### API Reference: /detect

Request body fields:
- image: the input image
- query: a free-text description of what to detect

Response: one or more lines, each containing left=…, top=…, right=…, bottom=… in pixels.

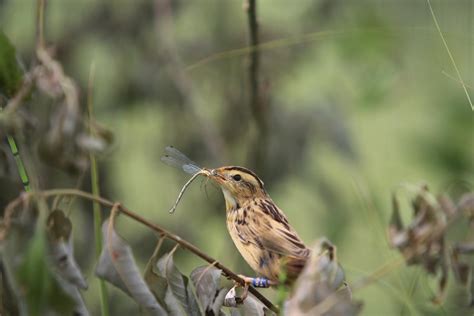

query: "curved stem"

left=4, top=188, right=279, bottom=314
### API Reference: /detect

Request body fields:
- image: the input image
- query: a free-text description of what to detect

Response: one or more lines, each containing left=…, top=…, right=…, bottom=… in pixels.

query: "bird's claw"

left=238, top=275, right=273, bottom=288
left=237, top=274, right=253, bottom=285
left=234, top=275, right=250, bottom=301
left=233, top=274, right=274, bottom=302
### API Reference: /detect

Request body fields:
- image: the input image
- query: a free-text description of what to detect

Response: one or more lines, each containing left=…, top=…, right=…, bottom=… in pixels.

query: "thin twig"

left=144, top=236, right=166, bottom=274
left=246, top=0, right=261, bottom=126
left=195, top=260, right=219, bottom=288
left=65, top=172, right=87, bottom=216
left=2, top=189, right=279, bottom=314
left=3, top=74, right=34, bottom=114
left=245, top=0, right=268, bottom=171
left=185, top=28, right=345, bottom=71
left=36, top=0, right=46, bottom=49
left=441, top=71, right=473, bottom=90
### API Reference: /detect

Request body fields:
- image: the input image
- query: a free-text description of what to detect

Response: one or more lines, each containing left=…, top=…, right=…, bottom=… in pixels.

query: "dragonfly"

left=160, top=146, right=203, bottom=175
left=160, top=146, right=210, bottom=213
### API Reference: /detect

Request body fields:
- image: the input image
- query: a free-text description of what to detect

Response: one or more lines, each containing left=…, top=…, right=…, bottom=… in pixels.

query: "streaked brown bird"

left=207, top=166, right=310, bottom=288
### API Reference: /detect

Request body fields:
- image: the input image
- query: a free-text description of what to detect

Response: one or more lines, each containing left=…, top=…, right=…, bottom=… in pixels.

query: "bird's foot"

left=229, top=275, right=276, bottom=304
left=231, top=275, right=248, bottom=302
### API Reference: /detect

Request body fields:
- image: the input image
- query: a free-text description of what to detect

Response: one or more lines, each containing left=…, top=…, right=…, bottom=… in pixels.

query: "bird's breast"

left=226, top=206, right=280, bottom=279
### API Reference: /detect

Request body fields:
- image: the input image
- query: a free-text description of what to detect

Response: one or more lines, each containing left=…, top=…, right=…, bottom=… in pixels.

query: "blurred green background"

left=1, top=0, right=473, bottom=315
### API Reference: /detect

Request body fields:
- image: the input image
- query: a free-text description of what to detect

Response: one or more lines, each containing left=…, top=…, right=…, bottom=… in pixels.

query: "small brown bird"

left=207, top=166, right=310, bottom=287
left=161, top=146, right=310, bottom=287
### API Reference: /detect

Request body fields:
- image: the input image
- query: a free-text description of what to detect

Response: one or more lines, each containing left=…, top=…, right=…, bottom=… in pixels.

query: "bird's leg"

left=228, top=275, right=277, bottom=303
left=237, top=274, right=277, bottom=288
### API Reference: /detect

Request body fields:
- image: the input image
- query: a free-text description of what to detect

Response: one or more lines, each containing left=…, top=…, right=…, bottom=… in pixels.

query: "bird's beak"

left=204, top=168, right=226, bottom=185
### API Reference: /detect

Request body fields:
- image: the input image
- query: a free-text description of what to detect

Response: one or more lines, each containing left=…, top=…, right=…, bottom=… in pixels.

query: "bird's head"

left=206, top=166, right=267, bottom=209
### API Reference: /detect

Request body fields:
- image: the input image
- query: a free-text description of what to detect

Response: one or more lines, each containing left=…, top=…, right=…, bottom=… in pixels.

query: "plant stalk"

left=87, top=63, right=109, bottom=316
left=5, top=189, right=279, bottom=313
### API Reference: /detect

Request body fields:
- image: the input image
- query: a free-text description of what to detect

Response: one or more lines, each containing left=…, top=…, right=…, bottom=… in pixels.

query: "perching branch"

left=2, top=189, right=279, bottom=314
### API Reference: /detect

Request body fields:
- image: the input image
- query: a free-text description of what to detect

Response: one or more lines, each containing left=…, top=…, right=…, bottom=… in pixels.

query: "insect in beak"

left=161, top=146, right=213, bottom=214
left=160, top=147, right=227, bottom=213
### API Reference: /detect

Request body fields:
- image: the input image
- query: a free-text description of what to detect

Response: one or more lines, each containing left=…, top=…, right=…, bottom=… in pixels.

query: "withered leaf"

left=95, top=219, right=166, bottom=315
left=285, top=238, right=361, bottom=316
left=458, top=193, right=474, bottom=221
left=389, top=187, right=447, bottom=276
left=223, top=287, right=271, bottom=316
left=238, top=293, right=270, bottom=316
left=190, top=265, right=227, bottom=315
left=164, top=286, right=187, bottom=316
left=1, top=201, right=88, bottom=315
left=13, top=230, right=76, bottom=315
left=143, top=240, right=169, bottom=310
left=452, top=242, right=474, bottom=306
left=389, top=185, right=474, bottom=306
left=46, top=209, right=87, bottom=290
left=156, top=251, right=201, bottom=316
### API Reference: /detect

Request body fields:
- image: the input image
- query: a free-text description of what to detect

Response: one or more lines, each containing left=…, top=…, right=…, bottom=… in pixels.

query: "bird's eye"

left=232, top=174, right=242, bottom=181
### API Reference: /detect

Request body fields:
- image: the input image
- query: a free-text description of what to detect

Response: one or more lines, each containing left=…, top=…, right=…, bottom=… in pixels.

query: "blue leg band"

left=251, top=277, right=269, bottom=288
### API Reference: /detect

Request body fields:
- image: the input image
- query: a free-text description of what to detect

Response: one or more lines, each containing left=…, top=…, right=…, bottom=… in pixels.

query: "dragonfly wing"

left=161, top=146, right=201, bottom=175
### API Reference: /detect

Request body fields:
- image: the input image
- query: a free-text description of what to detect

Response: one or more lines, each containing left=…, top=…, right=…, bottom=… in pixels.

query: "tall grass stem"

left=87, top=62, right=110, bottom=316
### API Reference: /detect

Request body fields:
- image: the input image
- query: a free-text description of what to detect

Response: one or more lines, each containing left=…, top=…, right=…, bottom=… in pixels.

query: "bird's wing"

left=234, top=199, right=309, bottom=259
left=258, top=215, right=309, bottom=259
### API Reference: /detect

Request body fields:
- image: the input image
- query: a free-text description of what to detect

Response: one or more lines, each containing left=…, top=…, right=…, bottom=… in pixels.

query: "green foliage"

left=0, top=31, right=22, bottom=98
left=3, top=207, right=76, bottom=316
left=17, top=231, right=75, bottom=316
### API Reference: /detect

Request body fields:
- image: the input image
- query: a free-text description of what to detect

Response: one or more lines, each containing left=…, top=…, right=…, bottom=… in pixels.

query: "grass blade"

left=427, top=0, right=473, bottom=110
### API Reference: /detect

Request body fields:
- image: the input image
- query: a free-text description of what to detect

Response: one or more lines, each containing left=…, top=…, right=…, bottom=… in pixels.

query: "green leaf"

left=17, top=231, right=75, bottom=316
left=2, top=203, right=85, bottom=316
left=96, top=219, right=166, bottom=315
left=0, top=31, right=23, bottom=98
left=45, top=209, right=90, bottom=315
